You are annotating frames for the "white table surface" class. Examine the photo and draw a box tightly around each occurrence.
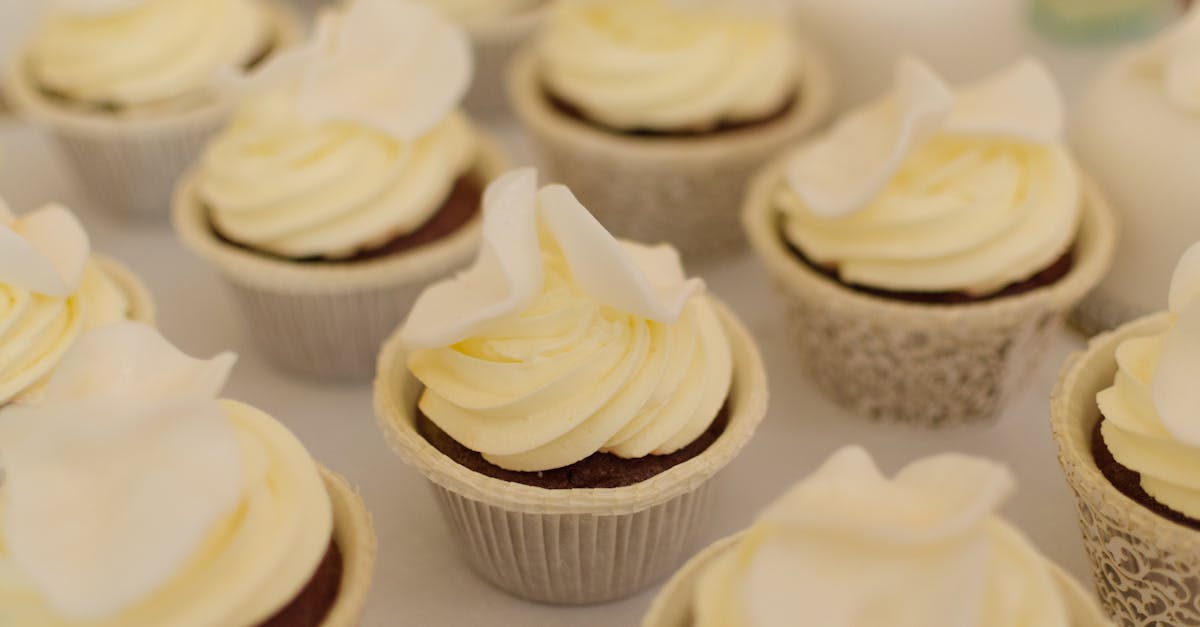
[0,22,1156,625]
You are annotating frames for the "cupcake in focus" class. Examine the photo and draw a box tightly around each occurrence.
[374,168,768,604]
[1072,6,1200,334]
[4,0,299,220]
[174,0,509,379]
[1053,241,1200,624]
[0,199,153,406]
[644,446,1109,627]
[0,322,376,626]
[742,57,1116,426]
[508,0,831,261]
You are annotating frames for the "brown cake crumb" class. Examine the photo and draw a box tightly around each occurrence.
[1092,416,1200,531]
[257,538,344,627]
[418,403,730,489]
[545,88,799,138]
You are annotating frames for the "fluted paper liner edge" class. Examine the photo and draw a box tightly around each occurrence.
[1051,312,1200,625]
[742,157,1118,426]
[320,466,378,627]
[641,532,1112,627]
[93,255,157,326]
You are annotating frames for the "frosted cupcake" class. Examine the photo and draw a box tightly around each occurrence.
[174,0,509,379]
[4,0,299,220]
[508,0,831,261]
[375,169,768,604]
[1072,6,1200,334]
[1053,241,1200,624]
[743,58,1116,426]
[0,322,376,626]
[0,200,154,406]
[645,446,1110,627]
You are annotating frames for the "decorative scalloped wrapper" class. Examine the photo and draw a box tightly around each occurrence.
[373,301,768,604]
[641,533,1112,627]
[172,133,509,379]
[507,44,832,264]
[320,466,378,627]
[2,4,300,222]
[742,158,1117,427]
[1051,313,1200,627]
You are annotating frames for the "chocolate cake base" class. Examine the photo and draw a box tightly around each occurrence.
[212,176,483,263]
[786,237,1076,305]
[418,404,730,489]
[545,88,798,138]
[1091,417,1200,532]
[257,538,345,627]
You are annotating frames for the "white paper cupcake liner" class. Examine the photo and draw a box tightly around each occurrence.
[642,533,1112,627]
[742,158,1118,427]
[1051,313,1200,626]
[173,132,509,380]
[507,43,833,263]
[3,4,300,222]
[320,466,378,627]
[94,255,157,326]
[373,300,769,605]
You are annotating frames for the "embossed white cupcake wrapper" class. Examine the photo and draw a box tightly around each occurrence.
[2,4,301,222]
[373,301,769,604]
[321,466,378,627]
[507,44,833,264]
[742,160,1118,427]
[1051,313,1200,627]
[642,533,1112,627]
[172,132,509,380]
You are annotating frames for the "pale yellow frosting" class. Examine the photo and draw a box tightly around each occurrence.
[28,0,272,109]
[0,400,332,627]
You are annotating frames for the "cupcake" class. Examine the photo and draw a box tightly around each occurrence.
[413,0,551,119]
[1072,6,1200,334]
[1053,241,1200,624]
[789,0,1025,112]
[4,0,299,221]
[0,322,376,626]
[174,0,510,379]
[743,57,1117,427]
[644,446,1110,627]
[508,0,832,261]
[374,169,768,604]
[0,200,154,406]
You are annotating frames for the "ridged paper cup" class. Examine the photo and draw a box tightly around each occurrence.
[373,300,768,605]
[94,255,157,325]
[742,158,1118,427]
[1051,312,1200,626]
[320,466,378,627]
[507,44,833,263]
[463,6,549,120]
[173,133,509,380]
[642,533,1112,627]
[3,3,300,222]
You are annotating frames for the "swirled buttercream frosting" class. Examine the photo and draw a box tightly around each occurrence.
[200,0,478,260]
[401,169,733,472]
[536,0,799,132]
[691,446,1076,626]
[777,57,1081,295]
[0,323,333,626]
[28,0,272,108]
[0,202,131,406]
[1098,241,1200,520]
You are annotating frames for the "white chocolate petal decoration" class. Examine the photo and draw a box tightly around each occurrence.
[400,169,543,350]
[1168,241,1200,314]
[946,58,1063,142]
[1154,298,1200,447]
[50,0,147,16]
[400,168,705,349]
[0,323,244,620]
[0,203,90,297]
[0,197,14,222]
[784,57,953,218]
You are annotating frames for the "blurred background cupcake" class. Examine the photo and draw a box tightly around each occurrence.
[645,446,1109,626]
[508,0,832,262]
[1053,241,1200,624]
[1072,6,1200,334]
[0,322,376,626]
[174,0,509,379]
[3,0,299,221]
[375,169,768,605]
[1030,0,1178,43]
[743,58,1116,426]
